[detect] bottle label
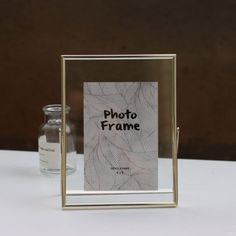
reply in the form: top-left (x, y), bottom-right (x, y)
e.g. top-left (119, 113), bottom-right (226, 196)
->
top-left (38, 135), bottom-right (61, 169)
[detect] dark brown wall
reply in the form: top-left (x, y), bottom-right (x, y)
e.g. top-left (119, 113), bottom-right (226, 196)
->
top-left (0, 0), bottom-right (235, 160)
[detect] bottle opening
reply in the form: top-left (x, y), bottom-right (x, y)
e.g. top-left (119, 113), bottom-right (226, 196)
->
top-left (42, 104), bottom-right (70, 114)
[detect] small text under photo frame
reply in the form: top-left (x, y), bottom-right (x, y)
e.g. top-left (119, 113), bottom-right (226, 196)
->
top-left (61, 54), bottom-right (178, 209)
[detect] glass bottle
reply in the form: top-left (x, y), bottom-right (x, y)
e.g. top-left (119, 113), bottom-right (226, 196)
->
top-left (38, 104), bottom-right (76, 175)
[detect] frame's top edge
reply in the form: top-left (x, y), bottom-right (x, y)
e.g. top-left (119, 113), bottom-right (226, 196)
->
top-left (61, 54), bottom-right (176, 60)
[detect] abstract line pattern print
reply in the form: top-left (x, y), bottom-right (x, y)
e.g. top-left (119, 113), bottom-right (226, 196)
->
top-left (84, 82), bottom-right (158, 191)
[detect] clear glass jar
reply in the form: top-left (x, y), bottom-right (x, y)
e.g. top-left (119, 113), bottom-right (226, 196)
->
top-left (38, 104), bottom-right (76, 175)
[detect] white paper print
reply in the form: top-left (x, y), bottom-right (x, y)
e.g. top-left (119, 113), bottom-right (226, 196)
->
top-left (84, 82), bottom-right (158, 190)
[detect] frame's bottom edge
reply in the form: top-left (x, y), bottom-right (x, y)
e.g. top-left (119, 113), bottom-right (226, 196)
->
top-left (62, 202), bottom-right (177, 210)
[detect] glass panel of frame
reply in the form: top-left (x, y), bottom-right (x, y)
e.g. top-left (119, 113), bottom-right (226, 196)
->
top-left (61, 54), bottom-right (178, 209)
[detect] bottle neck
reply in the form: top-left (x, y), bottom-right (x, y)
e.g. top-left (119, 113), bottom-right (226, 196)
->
top-left (42, 104), bottom-right (70, 125)
top-left (44, 113), bottom-right (62, 125)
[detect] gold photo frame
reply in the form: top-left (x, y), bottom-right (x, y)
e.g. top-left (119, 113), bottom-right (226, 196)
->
top-left (61, 54), bottom-right (178, 209)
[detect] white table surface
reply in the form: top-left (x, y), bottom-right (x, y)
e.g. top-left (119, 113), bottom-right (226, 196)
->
top-left (0, 150), bottom-right (235, 236)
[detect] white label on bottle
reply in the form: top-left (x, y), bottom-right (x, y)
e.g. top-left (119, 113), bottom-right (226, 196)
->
top-left (38, 135), bottom-right (61, 169)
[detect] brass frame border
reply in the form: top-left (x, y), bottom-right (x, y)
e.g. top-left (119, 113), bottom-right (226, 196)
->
top-left (61, 54), bottom-right (178, 210)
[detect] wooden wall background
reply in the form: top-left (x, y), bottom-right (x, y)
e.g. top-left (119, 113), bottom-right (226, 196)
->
top-left (0, 0), bottom-right (235, 160)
